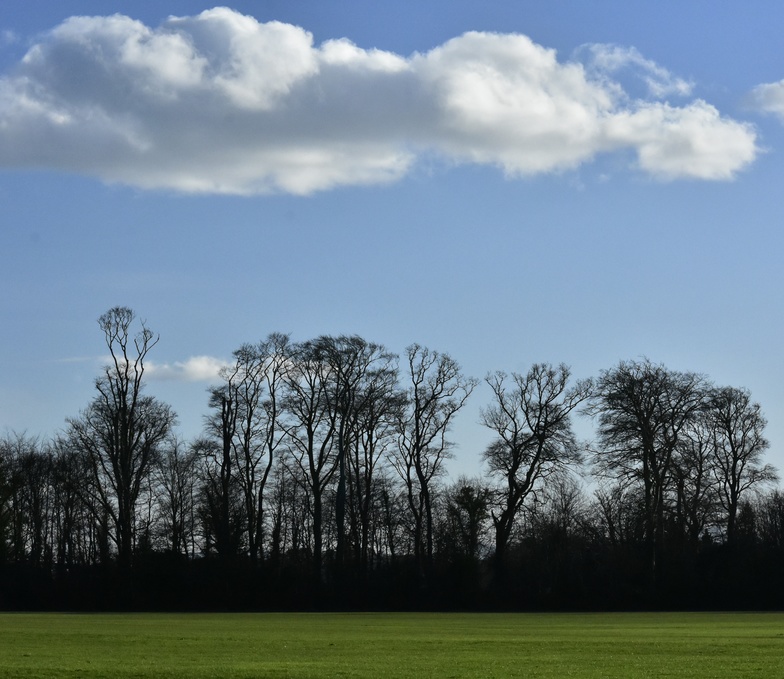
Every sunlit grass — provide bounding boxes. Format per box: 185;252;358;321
0;612;782;678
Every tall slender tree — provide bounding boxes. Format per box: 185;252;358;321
217;334;290;562
66;307;176;568
305;335;399;571
282;339;339;585
346;357;403;575
394;344;476;580
670;411;717;551
154;437;199;557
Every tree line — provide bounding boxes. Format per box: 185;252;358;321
1;307;783;611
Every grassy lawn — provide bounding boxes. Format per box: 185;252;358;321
0;611;782;678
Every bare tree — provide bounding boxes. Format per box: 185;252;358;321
532;473;589;540
671;411;719;550
375;473;408;566
154;437;199;557
588;359;707;580
346;359;404;575
301;335;397;569
481;364;591;576
0;433;54;566
394;344;476;579
282;339;339;584
708;386;778;543
589;481;647;549
267;455;313;568
66;308;176;568
192;434;244;558
215;334;290;562
201;358;242;558
757;490;784;550
50;434;104;567
305;335;404;576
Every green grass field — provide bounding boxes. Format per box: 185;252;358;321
0;612;782;678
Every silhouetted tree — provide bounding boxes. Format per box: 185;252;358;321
671;411;718;551
481;364;590;580
590;481;647;549
526;474;590;605
10;436;53;566
213;334;290;562
282;339;339;586
708;386;778;544
440;477;491;562
534;474;588;538
193;435;244;558
153;437;199;557
375;473;409;565
267;455;313;569
757;490;784;550
588;359;707;582
340;344;402;576
51;433;108;567
9;311;784;612
0;441;10;565
394;344;476;581
66;307;176;568
201;360;242;559
303;335;398;573
0;433;51;564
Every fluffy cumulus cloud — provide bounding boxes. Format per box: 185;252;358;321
749;80;784;122
0;8;758;193
145;355;229;382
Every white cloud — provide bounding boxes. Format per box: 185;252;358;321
145;356;229;382
749;80;784;122
415;32;615;175
0;9;758;193
607;101;758;180
579;44;693;99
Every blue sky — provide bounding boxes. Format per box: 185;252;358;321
2;1;784;478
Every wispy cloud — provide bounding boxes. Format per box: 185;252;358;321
748;79;784;122
54;355;100;365
0;30;18;48
0;8;758;194
145;356;229;382
578;44;693;99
